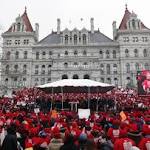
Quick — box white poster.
[78,109,90,119]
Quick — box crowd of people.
[0,87,149,150]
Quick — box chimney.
[90,18,94,34]
[112,21,117,40]
[57,18,61,34]
[35,23,39,41]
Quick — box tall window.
[114,78,118,85]
[48,65,52,75]
[101,78,104,83]
[100,64,104,75]
[23,64,27,74]
[99,50,103,59]
[107,78,111,84]
[6,51,11,60]
[14,65,18,73]
[5,78,8,85]
[106,50,110,58]
[113,50,116,58]
[135,63,140,71]
[134,49,138,57]
[143,49,148,57]
[144,63,149,70]
[83,50,87,56]
[65,51,68,56]
[36,52,39,60]
[6,65,9,73]
[106,64,110,74]
[41,78,45,85]
[24,51,28,59]
[41,65,45,75]
[35,65,39,74]
[126,63,130,73]
[113,64,117,74]
[132,19,136,29]
[34,78,39,86]
[42,51,46,59]
[125,49,129,57]
[23,78,27,86]
[82,34,86,44]
[15,51,19,59]
[17,23,21,31]
[74,34,77,45]
[65,35,68,44]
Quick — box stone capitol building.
[1,6,150,93]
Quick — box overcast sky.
[0,0,150,40]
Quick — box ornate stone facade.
[1,7,150,93]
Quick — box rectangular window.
[23,39,29,45]
[133,37,138,42]
[123,37,129,42]
[142,37,148,42]
[6,40,12,45]
[15,40,20,45]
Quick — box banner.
[78,109,90,119]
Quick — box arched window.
[113,50,116,58]
[143,49,148,57]
[144,63,149,70]
[17,23,21,31]
[107,78,111,84]
[24,51,28,59]
[125,49,129,57]
[74,34,77,45]
[82,34,86,44]
[83,50,87,56]
[65,51,68,56]
[48,65,52,75]
[106,50,110,58]
[64,62,68,68]
[126,63,130,73]
[100,64,104,75]
[41,65,45,74]
[114,78,118,85]
[36,52,39,60]
[6,51,11,60]
[5,78,8,85]
[62,74,68,79]
[99,50,103,58]
[23,78,27,86]
[106,64,110,74]
[132,19,136,29]
[101,78,104,83]
[83,74,90,79]
[23,64,27,74]
[73,74,79,79]
[14,65,18,72]
[42,51,46,59]
[15,51,19,59]
[134,49,138,57]
[65,35,68,44]
[135,63,139,71]
[6,65,9,73]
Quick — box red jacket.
[139,137,150,150]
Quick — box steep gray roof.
[38,30,114,45]
[38,32,61,45]
[89,31,113,43]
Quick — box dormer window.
[82,34,86,45]
[65,35,68,44]
[74,34,77,45]
[17,23,21,31]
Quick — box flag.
[120,111,127,121]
